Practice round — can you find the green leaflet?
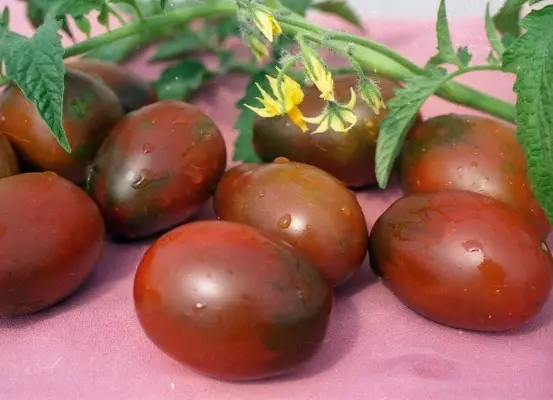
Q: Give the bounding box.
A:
[492,0,526,37]
[375,67,449,189]
[485,3,505,59]
[151,32,206,61]
[153,60,213,101]
[429,0,463,68]
[4,17,70,152]
[503,6,553,221]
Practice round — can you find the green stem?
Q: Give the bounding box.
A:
[1,0,515,123]
[278,14,424,75]
[63,2,237,58]
[279,20,516,122]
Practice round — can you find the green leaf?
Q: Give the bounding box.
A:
[501,32,517,48]
[4,17,70,152]
[529,0,546,5]
[74,15,92,37]
[431,0,462,67]
[1,7,10,28]
[375,67,449,188]
[25,0,75,39]
[160,0,168,10]
[0,29,25,62]
[312,0,364,30]
[485,2,505,59]
[97,4,110,27]
[51,0,106,18]
[503,5,553,221]
[456,46,472,67]
[153,60,213,101]
[151,32,206,61]
[280,0,314,16]
[233,67,277,163]
[492,0,526,37]
[217,50,235,72]
[216,17,241,42]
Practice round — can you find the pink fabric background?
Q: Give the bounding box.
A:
[2,2,552,399]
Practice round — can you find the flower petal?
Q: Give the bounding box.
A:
[245,104,277,118]
[287,106,308,132]
[312,117,330,134]
[254,11,275,42]
[346,87,357,110]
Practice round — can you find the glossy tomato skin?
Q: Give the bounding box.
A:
[399,114,549,238]
[253,74,422,188]
[0,134,19,179]
[87,100,227,239]
[134,220,333,381]
[369,190,553,332]
[214,160,368,286]
[68,59,157,113]
[0,172,105,316]
[0,69,123,184]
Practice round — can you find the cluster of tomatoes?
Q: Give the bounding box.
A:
[0,62,551,382]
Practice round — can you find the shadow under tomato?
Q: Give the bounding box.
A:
[229,297,361,384]
[190,196,217,222]
[334,257,379,299]
[0,239,149,329]
[495,296,553,336]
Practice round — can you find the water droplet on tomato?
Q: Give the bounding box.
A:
[341,207,351,217]
[257,191,265,199]
[142,142,155,154]
[131,174,146,189]
[278,214,292,229]
[195,303,206,310]
[274,157,289,164]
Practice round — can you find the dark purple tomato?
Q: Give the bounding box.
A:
[399,114,549,238]
[134,220,333,381]
[369,190,553,332]
[0,69,123,184]
[0,172,105,316]
[214,160,368,286]
[253,74,422,188]
[87,100,227,239]
[0,134,19,179]
[68,59,158,113]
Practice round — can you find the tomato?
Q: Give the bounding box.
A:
[214,160,368,286]
[0,69,123,184]
[0,172,105,316]
[0,134,19,179]
[253,74,422,188]
[68,59,157,113]
[399,114,549,238]
[87,100,227,239]
[369,190,553,331]
[134,220,333,381]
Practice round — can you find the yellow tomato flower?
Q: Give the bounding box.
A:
[359,77,386,115]
[252,9,282,43]
[246,35,269,62]
[303,88,357,134]
[304,52,335,101]
[245,72,308,132]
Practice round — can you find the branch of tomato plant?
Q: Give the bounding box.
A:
[277,16,516,122]
[0,0,516,123]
